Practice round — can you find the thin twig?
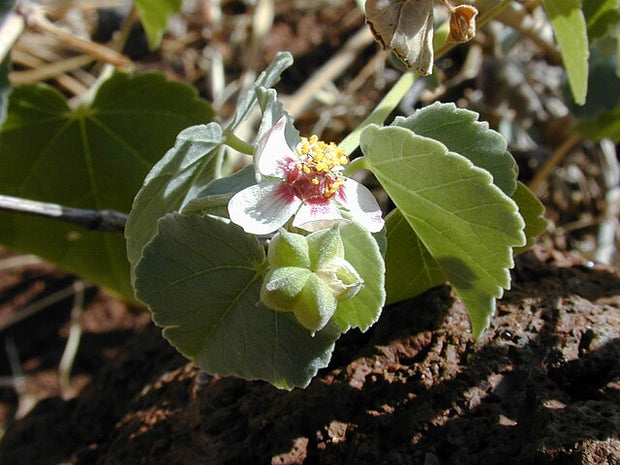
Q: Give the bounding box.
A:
[3,336,37,421]
[16,2,131,68]
[9,53,95,86]
[0,281,96,333]
[495,3,562,64]
[0,254,42,272]
[111,4,139,54]
[0,194,128,233]
[595,139,620,265]
[286,26,375,118]
[529,134,582,195]
[59,280,86,395]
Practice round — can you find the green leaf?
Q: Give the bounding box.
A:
[0,72,213,299]
[181,164,256,218]
[583,0,620,40]
[135,0,183,49]
[570,45,620,141]
[393,102,518,195]
[361,125,525,337]
[511,181,548,254]
[574,106,620,141]
[569,45,620,118]
[384,208,446,304]
[541,0,589,105]
[332,221,385,333]
[126,122,223,279]
[255,86,299,147]
[134,213,340,389]
[229,51,293,133]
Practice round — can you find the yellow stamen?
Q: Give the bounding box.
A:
[294,134,349,199]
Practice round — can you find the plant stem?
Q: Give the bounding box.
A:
[528,134,582,195]
[339,71,418,156]
[225,129,255,155]
[339,0,513,160]
[0,194,127,232]
[343,155,371,176]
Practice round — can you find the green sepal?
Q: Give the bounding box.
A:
[306,226,345,269]
[294,273,339,334]
[268,229,311,268]
[261,266,313,312]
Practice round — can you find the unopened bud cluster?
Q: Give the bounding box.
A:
[260,227,364,334]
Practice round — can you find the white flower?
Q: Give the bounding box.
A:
[228,117,384,235]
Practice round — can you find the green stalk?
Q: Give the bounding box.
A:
[224,129,255,155]
[339,72,418,156]
[339,0,513,161]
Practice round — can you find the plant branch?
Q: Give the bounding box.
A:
[528,134,582,195]
[0,194,127,233]
[224,129,255,155]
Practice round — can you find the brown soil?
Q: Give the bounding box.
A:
[1,246,618,465]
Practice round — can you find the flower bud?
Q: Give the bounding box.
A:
[260,267,312,312]
[260,267,337,334]
[261,225,364,334]
[315,257,364,302]
[268,229,311,268]
[306,226,344,268]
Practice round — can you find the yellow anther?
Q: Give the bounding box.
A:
[292,134,350,198]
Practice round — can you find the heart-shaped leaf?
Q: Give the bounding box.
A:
[361,125,525,337]
[134,213,340,389]
[0,72,213,299]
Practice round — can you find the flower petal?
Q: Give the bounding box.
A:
[256,116,296,179]
[337,178,385,233]
[292,201,347,232]
[228,181,301,235]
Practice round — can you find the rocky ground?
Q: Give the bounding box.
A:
[1,247,618,465]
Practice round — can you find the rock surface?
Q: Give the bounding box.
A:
[1,247,619,465]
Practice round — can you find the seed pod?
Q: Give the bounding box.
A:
[446,4,478,44]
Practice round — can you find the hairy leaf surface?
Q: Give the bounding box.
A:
[362,125,525,336]
[134,213,340,389]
